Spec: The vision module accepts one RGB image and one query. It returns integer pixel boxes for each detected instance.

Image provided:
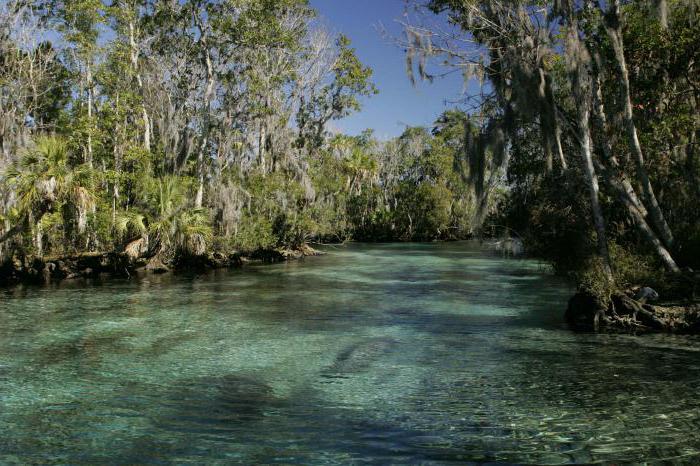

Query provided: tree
[405,0,691,277]
[297,35,378,149]
[41,0,106,169]
[3,136,95,255]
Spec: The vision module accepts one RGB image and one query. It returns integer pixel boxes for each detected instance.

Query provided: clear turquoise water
[1,242,699,464]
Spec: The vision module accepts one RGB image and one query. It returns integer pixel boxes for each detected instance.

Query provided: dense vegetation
[405,0,700,299]
[0,0,495,275]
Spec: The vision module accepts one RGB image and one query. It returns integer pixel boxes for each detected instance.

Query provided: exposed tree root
[566,290,700,334]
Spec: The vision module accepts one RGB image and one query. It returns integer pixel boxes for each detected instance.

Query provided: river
[1,242,699,463]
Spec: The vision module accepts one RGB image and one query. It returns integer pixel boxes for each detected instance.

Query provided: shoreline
[0,238,497,289]
[5,242,699,335]
[566,290,700,334]
[0,244,324,289]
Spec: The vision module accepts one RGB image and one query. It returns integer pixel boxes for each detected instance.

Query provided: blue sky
[309,0,465,139]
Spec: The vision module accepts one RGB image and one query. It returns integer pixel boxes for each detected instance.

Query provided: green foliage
[339,120,485,242]
[115,211,146,241]
[296,36,379,148]
[142,176,213,259]
[233,217,276,253]
[5,136,98,254]
[575,257,617,304]
[421,0,700,297]
[574,242,673,302]
[0,0,541,270]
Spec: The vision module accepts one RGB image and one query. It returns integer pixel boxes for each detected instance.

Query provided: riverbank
[5,240,700,335]
[0,237,503,288]
[566,289,700,334]
[0,244,322,288]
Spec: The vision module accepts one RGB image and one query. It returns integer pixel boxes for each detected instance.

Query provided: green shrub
[232,217,276,253]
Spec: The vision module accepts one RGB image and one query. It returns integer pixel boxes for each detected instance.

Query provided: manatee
[153,374,278,433]
[145,332,195,357]
[324,337,398,376]
[34,332,134,366]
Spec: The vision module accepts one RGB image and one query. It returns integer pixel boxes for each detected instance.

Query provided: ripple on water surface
[0,241,699,464]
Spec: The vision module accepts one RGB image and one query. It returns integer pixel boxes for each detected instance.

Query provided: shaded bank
[566,290,700,334]
[5,239,700,336]
[0,245,321,288]
[1,237,521,288]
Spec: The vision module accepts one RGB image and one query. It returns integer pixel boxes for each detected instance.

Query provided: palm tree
[345,147,378,195]
[142,177,212,263]
[115,210,148,259]
[1,136,95,256]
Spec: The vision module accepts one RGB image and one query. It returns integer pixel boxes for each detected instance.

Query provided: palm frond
[115,211,147,239]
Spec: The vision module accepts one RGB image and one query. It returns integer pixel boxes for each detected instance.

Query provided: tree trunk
[542,125,553,172]
[590,68,648,218]
[565,4,613,280]
[611,177,680,272]
[0,201,51,246]
[258,121,267,173]
[34,221,42,257]
[654,0,668,30]
[538,69,567,170]
[195,149,205,209]
[581,124,614,280]
[590,71,681,273]
[86,64,94,170]
[605,0,674,249]
[0,221,25,245]
[685,123,700,199]
[112,107,121,226]
[193,18,215,209]
[129,20,151,153]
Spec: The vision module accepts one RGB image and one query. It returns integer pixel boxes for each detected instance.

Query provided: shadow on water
[92,372,499,464]
[117,371,539,464]
[1,242,700,464]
